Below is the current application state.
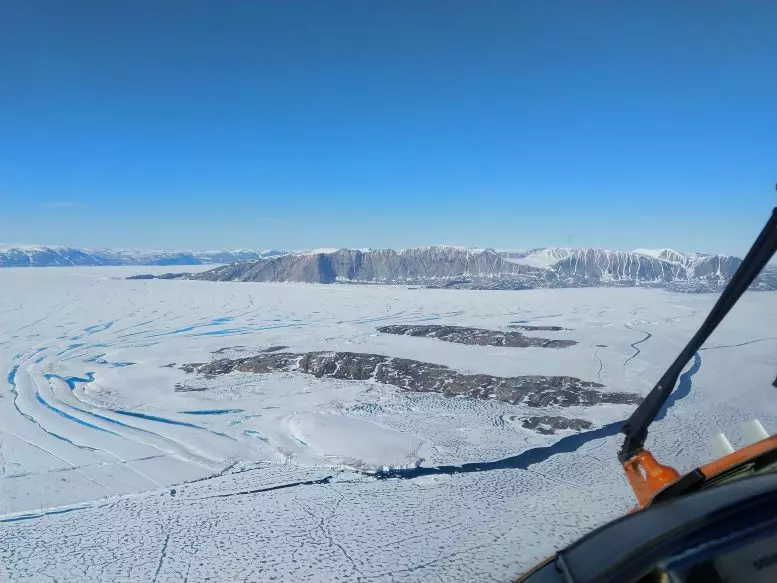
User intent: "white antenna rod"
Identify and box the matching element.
[710,433,735,459]
[741,419,769,446]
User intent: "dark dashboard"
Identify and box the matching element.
[519,471,777,583]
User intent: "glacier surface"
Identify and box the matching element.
[1,266,775,581]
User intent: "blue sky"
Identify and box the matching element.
[1,1,775,254]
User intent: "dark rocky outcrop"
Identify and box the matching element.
[183,351,641,408]
[212,345,247,354]
[376,324,576,348]
[508,324,570,332]
[174,383,210,392]
[126,274,156,280]
[520,415,594,435]
[262,345,290,353]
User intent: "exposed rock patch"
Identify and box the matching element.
[183,351,641,408]
[520,416,594,435]
[507,324,570,332]
[212,345,247,354]
[174,383,210,392]
[376,324,576,348]
[262,345,289,353]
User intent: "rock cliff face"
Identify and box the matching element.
[551,249,687,282]
[191,247,537,284]
[178,246,777,292]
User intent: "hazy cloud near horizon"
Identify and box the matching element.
[38,202,91,209]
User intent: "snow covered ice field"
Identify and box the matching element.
[1,266,776,582]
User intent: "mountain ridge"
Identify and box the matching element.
[5,243,776,293]
[0,245,285,267]
[171,245,777,292]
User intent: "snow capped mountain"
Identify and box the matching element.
[633,248,694,263]
[6,243,776,292]
[0,245,110,267]
[504,247,757,288]
[552,249,687,283]
[0,245,285,267]
[176,245,777,292]
[502,248,573,268]
[633,248,743,284]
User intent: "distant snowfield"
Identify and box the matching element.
[1,267,775,582]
